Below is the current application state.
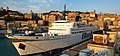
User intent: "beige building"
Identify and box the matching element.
[38,20,45,26]
[15,21,28,26]
[118,21,120,26]
[27,20,36,24]
[108,25,119,29]
[87,30,120,56]
[24,14,33,19]
[87,33,115,56]
[106,31,120,43]
[67,12,79,22]
[88,43,115,56]
[89,21,104,30]
[113,20,118,26]
[0,20,5,27]
[104,17,115,21]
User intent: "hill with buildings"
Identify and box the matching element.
[0,6,120,29]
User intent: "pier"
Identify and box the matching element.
[27,38,93,56]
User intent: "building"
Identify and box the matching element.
[97,14,104,21]
[89,21,104,30]
[24,14,33,19]
[0,20,5,28]
[87,33,115,56]
[24,10,37,19]
[0,7,3,11]
[49,11,61,15]
[104,17,115,21]
[87,43,114,56]
[86,30,120,56]
[67,11,79,22]
[15,21,27,27]
[113,20,118,26]
[42,13,49,20]
[115,32,120,56]
[118,21,120,26]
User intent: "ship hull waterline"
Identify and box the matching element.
[8,33,92,55]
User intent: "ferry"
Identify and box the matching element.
[6,5,100,55]
[6,20,99,55]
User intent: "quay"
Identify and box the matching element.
[27,38,93,56]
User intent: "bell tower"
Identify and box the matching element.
[6,6,9,11]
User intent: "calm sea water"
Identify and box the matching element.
[0,34,20,56]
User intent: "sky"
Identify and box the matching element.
[0,0,120,14]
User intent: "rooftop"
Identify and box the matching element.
[91,42,115,47]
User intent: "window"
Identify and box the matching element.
[79,31,81,33]
[72,32,74,34]
[119,47,120,51]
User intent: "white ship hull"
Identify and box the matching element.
[7,20,99,55]
[8,32,91,55]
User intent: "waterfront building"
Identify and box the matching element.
[87,43,114,56]
[87,32,115,56]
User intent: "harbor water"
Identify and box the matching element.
[0,33,20,56]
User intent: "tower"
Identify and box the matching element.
[29,10,33,14]
[94,10,96,13]
[63,4,68,20]
[6,6,9,11]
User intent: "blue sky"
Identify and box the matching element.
[0,0,120,14]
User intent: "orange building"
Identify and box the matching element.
[24,14,33,19]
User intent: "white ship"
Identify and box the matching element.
[6,20,99,55]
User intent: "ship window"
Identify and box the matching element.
[79,31,81,33]
[72,32,74,34]
[36,37,38,39]
[75,32,76,34]
[66,25,70,27]
[119,47,120,50]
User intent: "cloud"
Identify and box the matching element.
[48,0,53,3]
[0,0,54,13]
[10,0,18,5]
[28,0,53,3]
[29,5,40,10]
[28,0,47,3]
[28,5,43,12]
[10,5,25,11]
[2,2,8,5]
